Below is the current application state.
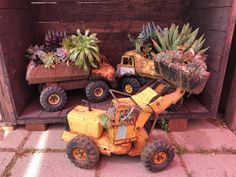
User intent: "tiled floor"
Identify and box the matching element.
[1,119,236,177]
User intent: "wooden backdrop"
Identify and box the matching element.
[0,1,35,124]
[0,0,235,125]
[190,0,235,116]
[29,0,189,66]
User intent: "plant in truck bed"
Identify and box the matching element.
[151,23,209,78]
[26,29,101,71]
[26,30,68,68]
[62,29,100,71]
[128,22,210,79]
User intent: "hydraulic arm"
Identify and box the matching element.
[135,86,185,131]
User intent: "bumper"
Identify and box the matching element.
[61,130,77,142]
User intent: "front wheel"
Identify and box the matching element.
[66,136,100,169]
[120,77,141,95]
[85,80,109,103]
[141,140,174,172]
[40,86,67,112]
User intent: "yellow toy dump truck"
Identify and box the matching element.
[116,50,159,94]
[61,80,185,172]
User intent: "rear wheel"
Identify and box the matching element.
[141,140,174,172]
[66,136,100,169]
[120,77,141,95]
[85,80,109,103]
[40,86,67,112]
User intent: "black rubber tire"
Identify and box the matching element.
[66,136,100,169]
[120,77,141,95]
[141,140,174,172]
[85,80,109,103]
[40,86,67,112]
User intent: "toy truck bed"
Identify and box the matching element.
[26,62,89,84]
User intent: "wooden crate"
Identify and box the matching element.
[0,0,235,126]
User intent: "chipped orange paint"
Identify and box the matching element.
[62,83,185,156]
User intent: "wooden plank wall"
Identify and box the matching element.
[219,31,236,115]
[0,0,35,123]
[189,0,233,115]
[29,0,189,66]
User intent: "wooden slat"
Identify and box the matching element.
[191,0,232,8]
[198,88,215,111]
[3,46,35,115]
[184,97,209,113]
[19,92,210,123]
[39,110,61,119]
[0,45,16,124]
[190,7,231,31]
[34,20,184,34]
[224,67,236,129]
[30,0,182,4]
[201,29,226,56]
[0,9,33,35]
[30,1,185,22]
[211,0,236,115]
[18,99,43,119]
[206,51,222,73]
[205,69,219,93]
[0,0,29,9]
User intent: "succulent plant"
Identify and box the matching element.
[44,30,67,52]
[151,23,209,55]
[128,22,163,52]
[62,29,101,70]
[54,48,68,63]
[40,52,56,68]
[26,45,45,65]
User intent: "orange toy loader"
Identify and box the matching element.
[61,80,185,172]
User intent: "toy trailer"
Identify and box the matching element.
[26,60,116,112]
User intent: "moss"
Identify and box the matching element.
[175,144,187,155]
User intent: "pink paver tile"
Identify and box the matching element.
[171,119,236,150]
[150,129,171,142]
[183,154,236,177]
[11,152,95,177]
[100,155,185,177]
[0,152,15,174]
[0,127,28,148]
[23,124,66,149]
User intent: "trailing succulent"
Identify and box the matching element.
[128,22,162,53]
[128,22,209,78]
[62,29,100,70]
[26,29,101,70]
[26,30,68,68]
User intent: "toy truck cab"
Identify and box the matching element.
[105,98,138,145]
[116,55,136,78]
[116,51,159,95]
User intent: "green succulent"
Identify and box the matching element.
[62,29,100,70]
[128,22,163,52]
[151,23,209,55]
[40,52,56,68]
